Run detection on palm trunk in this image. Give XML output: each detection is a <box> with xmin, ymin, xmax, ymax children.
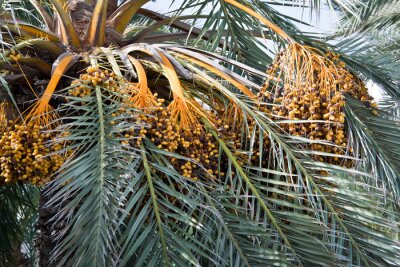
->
<box><xmin>107</xmin><ymin>0</ymin><xmax>119</xmax><ymax>17</ymax></box>
<box><xmin>38</xmin><ymin>189</ymin><xmax>56</xmax><ymax>267</ymax></box>
<box><xmin>67</xmin><ymin>0</ymin><xmax>119</xmax><ymax>40</ymax></box>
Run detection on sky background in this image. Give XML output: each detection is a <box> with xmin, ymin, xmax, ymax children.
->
<box><xmin>142</xmin><ymin>1</ymin><xmax>382</xmax><ymax>98</ymax></box>
<box><xmin>144</xmin><ymin>0</ymin><xmax>340</xmax><ymax>34</ymax></box>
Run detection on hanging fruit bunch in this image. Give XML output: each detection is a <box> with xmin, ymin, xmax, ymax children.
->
<box><xmin>130</xmin><ymin>101</ymin><xmax>265</xmax><ymax>180</ymax></box>
<box><xmin>0</xmin><ymin>102</ymin><xmax>70</xmax><ymax>185</ymax></box>
<box><xmin>67</xmin><ymin>64</ymin><xmax>264</xmax><ymax>180</ymax></box>
<box><xmin>259</xmin><ymin>44</ymin><xmax>377</xmax><ymax>166</ymax></box>
<box><xmin>0</xmin><ymin>0</ymin><xmax>279</xmax><ymax>186</ymax></box>
<box><xmin>69</xmin><ymin>66</ymin><xmax>210</xmax><ymax>179</ymax></box>
<box><xmin>221</xmin><ymin>0</ymin><xmax>378</xmax><ymax>167</ymax></box>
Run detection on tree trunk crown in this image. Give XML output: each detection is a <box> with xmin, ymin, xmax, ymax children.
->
<box><xmin>67</xmin><ymin>0</ymin><xmax>119</xmax><ymax>41</ymax></box>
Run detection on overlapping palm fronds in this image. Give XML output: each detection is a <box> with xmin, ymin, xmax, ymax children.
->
<box><xmin>323</xmin><ymin>0</ymin><xmax>400</xmax><ymax>103</ymax></box>
<box><xmin>0</xmin><ymin>184</ymin><xmax>39</xmax><ymax>267</ymax></box>
<box><xmin>38</xmin><ymin>44</ymin><xmax>399</xmax><ymax>265</ymax></box>
<box><xmin>0</xmin><ymin>0</ymin><xmax>399</xmax><ymax>266</ymax></box>
<box><xmin>45</xmin><ymin>71</ymin><xmax>137</xmax><ymax>266</ymax></box>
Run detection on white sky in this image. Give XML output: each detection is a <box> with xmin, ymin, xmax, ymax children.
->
<box><xmin>144</xmin><ymin>0</ymin><xmax>340</xmax><ymax>34</ymax></box>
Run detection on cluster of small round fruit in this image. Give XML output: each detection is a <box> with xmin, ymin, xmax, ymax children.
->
<box><xmin>66</xmin><ymin>65</ymin><xmax>276</xmax><ymax>180</ymax></box>
<box><xmin>0</xmin><ymin>119</ymin><xmax>69</xmax><ymax>185</ymax></box>
<box><xmin>259</xmin><ymin>51</ymin><xmax>376</xmax><ymax>165</ymax></box>
<box><xmin>68</xmin><ymin>66</ymin><xmax>119</xmax><ymax>97</ymax></box>
<box><xmin>127</xmin><ymin>96</ymin><xmax>227</xmax><ymax>179</ymax></box>
<box><xmin>6</xmin><ymin>49</ymin><xmax>22</xmax><ymax>62</ymax></box>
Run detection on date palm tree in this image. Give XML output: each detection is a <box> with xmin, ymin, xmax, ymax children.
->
<box><xmin>0</xmin><ymin>0</ymin><xmax>399</xmax><ymax>266</ymax></box>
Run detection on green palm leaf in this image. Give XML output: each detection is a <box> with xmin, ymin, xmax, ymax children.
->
<box><xmin>46</xmin><ymin>77</ymin><xmax>140</xmax><ymax>266</ymax></box>
<box><xmin>0</xmin><ymin>184</ymin><xmax>39</xmax><ymax>267</ymax></box>
<box><xmin>0</xmin><ymin>1</ymin><xmax>400</xmax><ymax>266</ymax></box>
<box><xmin>345</xmin><ymin>96</ymin><xmax>400</xmax><ymax>201</ymax></box>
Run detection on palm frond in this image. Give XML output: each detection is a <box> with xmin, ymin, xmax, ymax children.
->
<box><xmin>336</xmin><ymin>0</ymin><xmax>399</xmax><ymax>38</ymax></box>
<box><xmin>0</xmin><ymin>184</ymin><xmax>39</xmax><ymax>267</ymax></box>
<box><xmin>1</xmin><ymin>1</ymin><xmax>399</xmax><ymax>266</ymax></box>
<box><xmin>120</xmin><ymin>142</ymin><xmax>217</xmax><ymax>266</ymax></box>
<box><xmin>176</xmin><ymin>60</ymin><xmax>400</xmax><ymax>265</ymax></box>
<box><xmin>345</xmin><ymin>96</ymin><xmax>400</xmax><ymax>202</ymax></box>
<box><xmin>330</xmin><ymin>36</ymin><xmax>400</xmax><ymax>99</ymax></box>
<box><xmin>173</xmin><ymin>0</ymin><xmax>285</xmax><ymax>69</ymax></box>
<box><xmin>45</xmin><ymin>74</ymin><xmax>139</xmax><ymax>266</ymax></box>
